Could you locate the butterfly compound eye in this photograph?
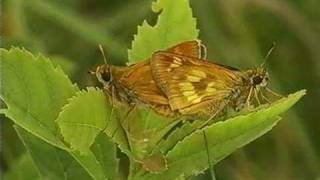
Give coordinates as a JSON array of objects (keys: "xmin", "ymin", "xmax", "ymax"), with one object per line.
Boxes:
[
  {"xmin": 252, "ymin": 76, "xmax": 263, "ymax": 85},
  {"xmin": 101, "ymin": 71, "xmax": 111, "ymax": 82}
]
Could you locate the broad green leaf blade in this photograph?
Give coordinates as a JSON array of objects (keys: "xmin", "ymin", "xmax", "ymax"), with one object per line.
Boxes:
[
  {"xmin": 123, "ymin": 106, "xmax": 176, "ymax": 159},
  {"xmin": 144, "ymin": 90, "xmax": 306, "ymax": 179},
  {"xmin": 91, "ymin": 133, "xmax": 119, "ymax": 180},
  {"xmin": 128, "ymin": 0, "xmax": 199, "ymax": 62},
  {"xmin": 71, "ymin": 151, "xmax": 107, "ymax": 180},
  {"xmin": 57, "ymin": 87, "xmax": 109, "ymax": 153},
  {"xmin": 15, "ymin": 126, "xmax": 92, "ymax": 180},
  {"xmin": 158, "ymin": 120, "xmax": 203, "ymax": 153},
  {"xmin": 56, "ymin": 86, "xmax": 130, "ymax": 157},
  {"xmin": 1, "ymin": 48, "xmax": 108, "ymax": 180},
  {"xmin": 56, "ymin": 87, "xmax": 124, "ymax": 179},
  {"xmin": 102, "ymin": 106, "xmax": 131, "ymax": 155},
  {"xmin": 0, "ymin": 48, "xmax": 78, "ymax": 149}
]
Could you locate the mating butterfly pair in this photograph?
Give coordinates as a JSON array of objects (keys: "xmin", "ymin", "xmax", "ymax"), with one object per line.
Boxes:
[{"xmin": 92, "ymin": 41, "xmax": 275, "ymax": 121}]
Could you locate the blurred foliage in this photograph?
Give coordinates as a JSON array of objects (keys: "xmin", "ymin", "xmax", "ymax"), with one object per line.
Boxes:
[{"xmin": 1, "ymin": 0, "xmax": 320, "ymax": 179}]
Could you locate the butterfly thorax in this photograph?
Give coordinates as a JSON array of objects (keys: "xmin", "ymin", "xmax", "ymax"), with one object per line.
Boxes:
[
  {"xmin": 228, "ymin": 67, "xmax": 269, "ymax": 112},
  {"xmin": 95, "ymin": 64, "xmax": 134, "ymax": 105},
  {"xmin": 243, "ymin": 68, "xmax": 269, "ymax": 89}
]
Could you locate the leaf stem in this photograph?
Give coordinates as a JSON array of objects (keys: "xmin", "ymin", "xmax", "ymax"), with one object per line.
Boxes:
[{"xmin": 203, "ymin": 131, "xmax": 217, "ymax": 180}]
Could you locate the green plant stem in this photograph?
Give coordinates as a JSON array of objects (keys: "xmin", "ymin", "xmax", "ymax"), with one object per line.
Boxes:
[
  {"xmin": 128, "ymin": 158, "xmax": 139, "ymax": 180},
  {"xmin": 24, "ymin": 0, "xmax": 127, "ymax": 59},
  {"xmin": 203, "ymin": 131, "xmax": 217, "ymax": 180}
]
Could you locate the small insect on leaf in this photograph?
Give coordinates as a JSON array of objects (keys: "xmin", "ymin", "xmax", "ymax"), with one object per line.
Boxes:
[{"xmin": 150, "ymin": 45, "xmax": 279, "ymax": 122}]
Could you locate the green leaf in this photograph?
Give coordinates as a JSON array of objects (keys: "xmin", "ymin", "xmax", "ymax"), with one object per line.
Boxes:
[
  {"xmin": 15, "ymin": 126, "xmax": 92, "ymax": 180},
  {"xmin": 50, "ymin": 55, "xmax": 77, "ymax": 76},
  {"xmin": 56, "ymin": 88, "xmax": 121, "ymax": 179},
  {"xmin": 123, "ymin": 107, "xmax": 177, "ymax": 159},
  {"xmin": 0, "ymin": 48, "xmax": 78, "ymax": 149},
  {"xmin": 57, "ymin": 87, "xmax": 110, "ymax": 153},
  {"xmin": 0, "ymin": 48, "xmax": 108, "ymax": 180},
  {"xmin": 143, "ymin": 90, "xmax": 306, "ymax": 179},
  {"xmin": 102, "ymin": 106, "xmax": 131, "ymax": 155},
  {"xmin": 158, "ymin": 120, "xmax": 203, "ymax": 154},
  {"xmin": 91, "ymin": 133, "xmax": 119, "ymax": 180},
  {"xmin": 70, "ymin": 151, "xmax": 107, "ymax": 180},
  {"xmin": 128, "ymin": 0, "xmax": 198, "ymax": 62},
  {"xmin": 56, "ymin": 86, "xmax": 130, "ymax": 156}
]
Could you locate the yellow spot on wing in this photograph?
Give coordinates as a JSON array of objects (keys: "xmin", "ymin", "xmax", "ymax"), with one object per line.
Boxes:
[
  {"xmin": 191, "ymin": 70, "xmax": 207, "ymax": 78},
  {"xmin": 206, "ymin": 87, "xmax": 216, "ymax": 93},
  {"xmin": 170, "ymin": 63, "xmax": 180, "ymax": 68},
  {"xmin": 173, "ymin": 57, "xmax": 183, "ymax": 65},
  {"xmin": 170, "ymin": 57, "xmax": 183, "ymax": 68},
  {"xmin": 187, "ymin": 94, "xmax": 198, "ymax": 101},
  {"xmin": 192, "ymin": 97, "xmax": 202, "ymax": 103},
  {"xmin": 207, "ymin": 82, "xmax": 215, "ymax": 87},
  {"xmin": 183, "ymin": 91, "xmax": 196, "ymax": 96},
  {"xmin": 187, "ymin": 75, "xmax": 202, "ymax": 82},
  {"xmin": 180, "ymin": 83, "xmax": 194, "ymax": 91},
  {"xmin": 179, "ymin": 82, "xmax": 194, "ymax": 90}
]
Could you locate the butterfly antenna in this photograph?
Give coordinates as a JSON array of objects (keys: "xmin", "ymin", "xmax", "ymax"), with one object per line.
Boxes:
[
  {"xmin": 98, "ymin": 44, "xmax": 109, "ymax": 65},
  {"xmin": 261, "ymin": 42, "xmax": 276, "ymax": 67},
  {"xmin": 98, "ymin": 44, "xmax": 113, "ymax": 80},
  {"xmin": 203, "ymin": 131, "xmax": 216, "ymax": 180}
]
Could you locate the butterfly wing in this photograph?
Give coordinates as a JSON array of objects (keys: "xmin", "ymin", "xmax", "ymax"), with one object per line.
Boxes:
[
  {"xmin": 118, "ymin": 61, "xmax": 168, "ymax": 105},
  {"xmin": 150, "ymin": 52, "xmax": 242, "ymax": 117},
  {"xmin": 165, "ymin": 40, "xmax": 206, "ymax": 59}
]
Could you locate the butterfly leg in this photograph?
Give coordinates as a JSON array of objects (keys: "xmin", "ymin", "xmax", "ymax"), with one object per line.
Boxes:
[
  {"xmin": 110, "ymin": 104, "xmax": 135, "ymax": 150},
  {"xmin": 245, "ymin": 87, "xmax": 253, "ymax": 108},
  {"xmin": 198, "ymin": 100, "xmax": 230, "ymax": 129},
  {"xmin": 100, "ymin": 86, "xmax": 116, "ymax": 135},
  {"xmin": 109, "ymin": 86, "xmax": 135, "ymax": 138},
  {"xmin": 266, "ymin": 87, "xmax": 283, "ymax": 98},
  {"xmin": 200, "ymin": 44, "xmax": 207, "ymax": 59},
  {"xmin": 123, "ymin": 105, "xmax": 136, "ymax": 132},
  {"xmin": 260, "ymin": 90, "xmax": 272, "ymax": 104},
  {"xmin": 254, "ymin": 89, "xmax": 261, "ymax": 106}
]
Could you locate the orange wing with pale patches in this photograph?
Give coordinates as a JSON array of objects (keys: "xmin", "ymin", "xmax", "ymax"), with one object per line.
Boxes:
[
  {"xmin": 118, "ymin": 61, "xmax": 169, "ymax": 105},
  {"xmin": 150, "ymin": 52, "xmax": 242, "ymax": 117}
]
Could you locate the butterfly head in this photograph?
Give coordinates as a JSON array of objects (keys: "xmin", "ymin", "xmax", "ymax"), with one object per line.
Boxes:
[
  {"xmin": 247, "ymin": 42, "xmax": 275, "ymax": 88},
  {"xmin": 89, "ymin": 45, "xmax": 114, "ymax": 87},
  {"xmin": 90, "ymin": 64, "xmax": 112, "ymax": 87},
  {"xmin": 247, "ymin": 68, "xmax": 269, "ymax": 88}
]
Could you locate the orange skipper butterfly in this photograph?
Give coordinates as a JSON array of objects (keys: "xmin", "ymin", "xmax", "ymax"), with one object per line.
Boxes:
[{"xmin": 150, "ymin": 44, "xmax": 279, "ymax": 121}]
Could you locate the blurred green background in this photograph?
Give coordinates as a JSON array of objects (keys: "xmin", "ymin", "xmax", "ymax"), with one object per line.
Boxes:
[{"xmin": 1, "ymin": 0, "xmax": 320, "ymax": 179}]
